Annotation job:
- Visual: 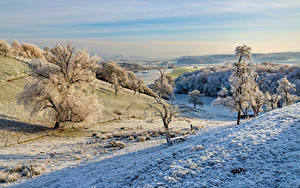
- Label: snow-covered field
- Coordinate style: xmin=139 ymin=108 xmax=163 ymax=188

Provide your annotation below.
xmin=134 ymin=69 xmax=173 ymax=85
xmin=174 ymin=94 xmax=236 ymax=121
xmin=9 ymin=103 xmax=300 ymax=187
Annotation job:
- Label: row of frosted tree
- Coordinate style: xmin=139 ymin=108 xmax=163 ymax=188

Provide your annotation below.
xmin=180 ymin=45 xmax=299 ymax=124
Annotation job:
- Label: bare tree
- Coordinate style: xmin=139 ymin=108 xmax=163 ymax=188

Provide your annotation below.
xmin=188 ymin=90 xmax=203 ymax=109
xmin=145 ymin=66 xmax=178 ymax=146
xmin=0 ymin=40 xmax=10 ymax=57
xmin=18 ymin=43 xmax=102 ymax=129
xmin=152 ymin=66 xmax=174 ymax=99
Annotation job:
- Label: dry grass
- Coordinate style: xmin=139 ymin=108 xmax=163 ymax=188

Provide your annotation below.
xmin=0 ymin=163 xmax=46 ymax=183
xmin=137 ymin=136 xmax=146 ymax=142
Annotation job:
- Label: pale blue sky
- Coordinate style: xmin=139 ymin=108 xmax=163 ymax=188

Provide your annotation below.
xmin=1 ymin=0 xmax=300 ymax=58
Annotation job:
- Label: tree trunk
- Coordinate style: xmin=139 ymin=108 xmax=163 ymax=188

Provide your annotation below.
xmin=194 ymin=103 xmax=196 ymax=109
xmin=54 ymin=121 xmax=60 ymax=129
xmin=164 ymin=126 xmax=171 ymax=146
xmin=237 ymin=110 xmax=241 ymax=125
xmin=115 ymin=90 xmax=118 ymax=97
xmin=254 ymin=109 xmax=258 ymax=117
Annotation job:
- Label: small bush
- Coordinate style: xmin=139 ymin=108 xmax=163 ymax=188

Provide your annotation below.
xmin=0 ymin=171 xmax=9 ymax=183
xmin=231 ymin=167 xmax=247 ymax=174
xmin=0 ymin=40 xmax=10 ymax=57
xmin=137 ymin=136 xmax=146 ymax=142
xmin=128 ymin=136 xmax=135 ymax=141
xmin=6 ymin=172 xmax=21 ymax=182
xmin=191 ymin=145 xmax=204 ymax=151
xmin=150 ymin=130 xmax=160 ymax=137
xmin=21 ymin=43 xmax=43 ymax=58
xmin=110 ymin=141 xmax=126 ymax=148
xmin=92 ymin=132 xmax=98 ymax=137
xmin=145 ymin=134 xmax=151 ymax=140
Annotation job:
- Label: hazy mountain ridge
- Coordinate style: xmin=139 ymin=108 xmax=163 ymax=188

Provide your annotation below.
xmin=173 ymin=52 xmax=300 ymax=66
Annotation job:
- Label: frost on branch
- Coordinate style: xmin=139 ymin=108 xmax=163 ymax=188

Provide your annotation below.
xmin=188 ymin=90 xmax=203 ymax=109
xmin=276 ymin=77 xmax=298 ymax=107
xmin=145 ymin=66 xmax=179 ymax=146
xmin=18 ymin=43 xmax=102 ymax=129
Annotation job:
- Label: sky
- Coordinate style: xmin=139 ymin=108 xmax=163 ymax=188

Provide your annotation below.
xmin=0 ymin=0 xmax=300 ymax=59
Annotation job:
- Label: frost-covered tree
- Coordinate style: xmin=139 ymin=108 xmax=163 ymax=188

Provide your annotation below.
xmin=217 ymin=87 xmax=228 ymax=98
xmin=111 ymin=73 xmax=121 ymax=97
xmin=276 ymin=77 xmax=298 ymax=106
xmin=265 ymin=92 xmax=281 ymax=110
xmin=18 ymin=43 xmax=102 ymax=129
xmin=215 ymin=44 xmax=254 ymax=125
xmin=96 ymin=61 xmax=152 ymax=96
xmin=188 ymin=90 xmax=203 ymax=109
xmin=0 ymin=40 xmax=10 ymax=57
xmin=145 ymin=66 xmax=178 ymax=146
xmin=231 ymin=45 xmax=255 ymax=124
xmin=235 ymin=44 xmax=252 ymax=63
xmin=249 ymin=85 xmax=265 ymax=117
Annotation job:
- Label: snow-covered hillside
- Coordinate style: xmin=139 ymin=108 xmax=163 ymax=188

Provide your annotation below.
xmin=12 ymin=103 xmax=300 ymax=187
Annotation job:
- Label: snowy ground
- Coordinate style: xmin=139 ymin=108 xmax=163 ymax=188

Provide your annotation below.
xmin=1 ymin=116 xmax=223 ymax=187
xmin=174 ymin=94 xmax=236 ymax=121
xmin=7 ymin=103 xmax=300 ymax=187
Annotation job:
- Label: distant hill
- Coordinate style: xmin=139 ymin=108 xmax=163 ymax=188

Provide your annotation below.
xmin=173 ymin=52 xmax=300 ymax=66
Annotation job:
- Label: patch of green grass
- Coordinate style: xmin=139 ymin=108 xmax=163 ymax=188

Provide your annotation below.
xmin=166 ymin=67 xmax=197 ymax=79
xmin=93 ymin=80 xmax=155 ymax=122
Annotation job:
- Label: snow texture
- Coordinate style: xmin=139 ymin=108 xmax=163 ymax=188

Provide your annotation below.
xmin=11 ymin=103 xmax=300 ymax=188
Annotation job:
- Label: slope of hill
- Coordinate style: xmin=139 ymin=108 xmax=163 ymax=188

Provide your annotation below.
xmin=0 ymin=55 xmax=154 ymax=147
xmin=12 ymin=103 xmax=300 ymax=187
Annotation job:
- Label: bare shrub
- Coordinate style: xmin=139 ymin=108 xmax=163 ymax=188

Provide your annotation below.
xmin=128 ymin=136 xmax=135 ymax=141
xmin=6 ymin=172 xmax=21 ymax=182
xmin=21 ymin=43 xmax=43 ymax=58
xmin=0 ymin=171 xmax=9 ymax=183
xmin=18 ymin=43 xmax=102 ymax=129
xmin=0 ymin=40 xmax=11 ymax=57
xmin=11 ymin=40 xmax=24 ymax=57
xmin=9 ymin=40 xmax=43 ymax=59
xmin=110 ymin=140 xmax=126 ymax=148
xmin=137 ymin=136 xmax=146 ymax=142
